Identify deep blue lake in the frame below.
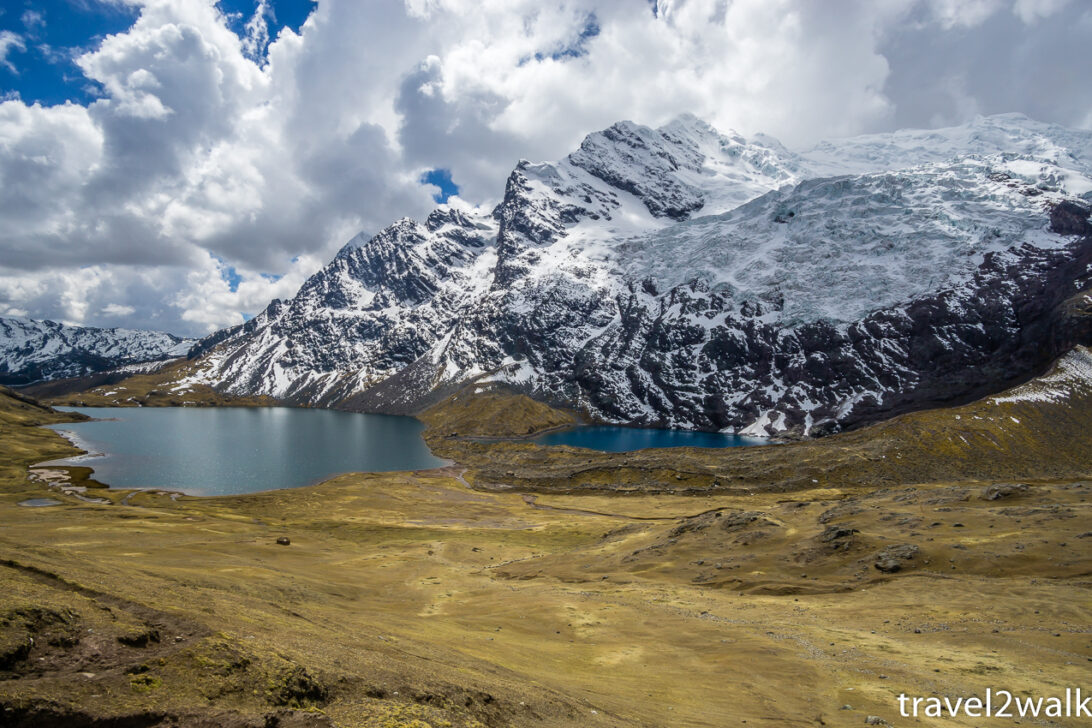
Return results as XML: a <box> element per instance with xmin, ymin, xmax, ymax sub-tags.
<box><xmin>533</xmin><ymin>426</ymin><xmax>767</xmax><ymax>452</ymax></box>
<box><xmin>44</xmin><ymin>407</ymin><xmax>446</xmax><ymax>496</ymax></box>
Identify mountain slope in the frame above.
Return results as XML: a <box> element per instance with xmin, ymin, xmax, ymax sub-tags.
<box><xmin>0</xmin><ymin>317</ymin><xmax>195</xmax><ymax>386</ymax></box>
<box><xmin>187</xmin><ymin>114</ymin><xmax>1092</xmax><ymax>436</ymax></box>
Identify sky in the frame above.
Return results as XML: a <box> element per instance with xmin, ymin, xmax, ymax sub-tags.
<box><xmin>0</xmin><ymin>0</ymin><xmax>1089</xmax><ymax>337</ymax></box>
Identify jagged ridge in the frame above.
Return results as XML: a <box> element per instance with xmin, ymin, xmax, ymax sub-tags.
<box><xmin>0</xmin><ymin>317</ymin><xmax>195</xmax><ymax>386</ymax></box>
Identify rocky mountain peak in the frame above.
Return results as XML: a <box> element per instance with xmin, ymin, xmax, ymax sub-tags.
<box><xmin>185</xmin><ymin>114</ymin><xmax>1092</xmax><ymax>436</ymax></box>
<box><xmin>567</xmin><ymin>118</ymin><xmax>707</xmax><ymax>220</ymax></box>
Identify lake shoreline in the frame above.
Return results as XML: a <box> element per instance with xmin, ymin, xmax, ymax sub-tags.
<box><xmin>34</xmin><ymin>402</ymin><xmax>778</xmax><ymax>499</ymax></box>
<box><xmin>36</xmin><ymin>405</ymin><xmax>446</xmax><ymax>497</ymax></box>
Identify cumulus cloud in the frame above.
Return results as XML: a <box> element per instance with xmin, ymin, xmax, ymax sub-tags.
<box><xmin>0</xmin><ymin>0</ymin><xmax>1089</xmax><ymax>336</ymax></box>
<box><xmin>172</xmin><ymin>252</ymin><xmax>327</xmax><ymax>331</ymax></box>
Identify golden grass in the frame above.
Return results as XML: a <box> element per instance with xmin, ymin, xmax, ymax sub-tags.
<box><xmin>40</xmin><ymin>358</ymin><xmax>276</xmax><ymax>408</ymax></box>
<box><xmin>1</xmin><ymin>357</ymin><xmax>1090</xmax><ymax>726</ymax></box>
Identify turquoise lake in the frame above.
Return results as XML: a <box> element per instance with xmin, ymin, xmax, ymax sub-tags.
<box><xmin>45</xmin><ymin>407</ymin><xmax>446</xmax><ymax>496</ymax></box>
<box><xmin>533</xmin><ymin>426</ymin><xmax>768</xmax><ymax>452</ymax></box>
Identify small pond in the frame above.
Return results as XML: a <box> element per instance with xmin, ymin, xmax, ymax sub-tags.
<box><xmin>533</xmin><ymin>425</ymin><xmax>768</xmax><ymax>452</ymax></box>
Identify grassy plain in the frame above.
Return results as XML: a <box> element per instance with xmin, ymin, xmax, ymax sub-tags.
<box><xmin>1</xmin><ymin>353</ymin><xmax>1090</xmax><ymax>727</ymax></box>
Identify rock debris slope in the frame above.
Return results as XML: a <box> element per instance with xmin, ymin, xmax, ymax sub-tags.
<box><xmin>187</xmin><ymin>113</ymin><xmax>1092</xmax><ymax>436</ymax></box>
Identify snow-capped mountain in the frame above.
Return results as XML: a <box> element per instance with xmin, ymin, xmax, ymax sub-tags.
<box><xmin>187</xmin><ymin>113</ymin><xmax>1092</xmax><ymax>436</ymax></box>
<box><xmin>0</xmin><ymin>317</ymin><xmax>195</xmax><ymax>385</ymax></box>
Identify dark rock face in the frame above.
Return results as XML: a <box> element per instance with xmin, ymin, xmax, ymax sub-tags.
<box><xmin>431</xmin><ymin>226</ymin><xmax>1092</xmax><ymax>436</ymax></box>
<box><xmin>568</xmin><ymin>120</ymin><xmax>705</xmax><ymax>220</ymax></box>
<box><xmin>1</xmin><ymin>349</ymin><xmax>117</xmax><ymax>387</ymax></box>
<box><xmin>1050</xmin><ymin>200</ymin><xmax>1092</xmax><ymax>237</ymax></box>
<box><xmin>491</xmin><ymin>161</ymin><xmax>623</xmax><ymax>288</ymax></box>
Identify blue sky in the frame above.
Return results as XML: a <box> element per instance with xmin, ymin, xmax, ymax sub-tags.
<box><xmin>0</xmin><ymin>1</ymin><xmax>138</xmax><ymax>105</ymax></box>
<box><xmin>421</xmin><ymin>168</ymin><xmax>460</xmax><ymax>203</ymax></box>
<box><xmin>0</xmin><ymin>0</ymin><xmax>314</xmax><ymax>105</ymax></box>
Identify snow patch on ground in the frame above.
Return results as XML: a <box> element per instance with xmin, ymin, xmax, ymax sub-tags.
<box><xmin>992</xmin><ymin>347</ymin><xmax>1092</xmax><ymax>405</ymax></box>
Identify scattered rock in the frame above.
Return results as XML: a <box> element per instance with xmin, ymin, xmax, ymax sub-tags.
<box><xmin>820</xmin><ymin>526</ymin><xmax>859</xmax><ymax>543</ymax></box>
<box><xmin>874</xmin><ymin>544</ymin><xmax>920</xmax><ymax>573</ymax></box>
<box><xmin>982</xmin><ymin>483</ymin><xmax>1030</xmax><ymax>501</ymax></box>
<box><xmin>117</xmin><ymin>627</ymin><xmax>160</xmax><ymax>648</ymax></box>
<box><xmin>276</xmin><ymin>537</ymin><xmax>291</xmax><ymax>546</ymax></box>
<box><xmin>720</xmin><ymin>511</ymin><xmax>773</xmax><ymax>532</ymax></box>
<box><xmin>266</xmin><ymin>665</ymin><xmax>329</xmax><ymax>707</ymax></box>
<box><xmin>818</xmin><ymin>503</ymin><xmax>864</xmax><ymax>524</ymax></box>
<box><xmin>864</xmin><ymin>716</ymin><xmax>887</xmax><ymax>726</ymax></box>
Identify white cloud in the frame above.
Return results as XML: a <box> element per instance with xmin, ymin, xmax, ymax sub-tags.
<box><xmin>922</xmin><ymin>0</ymin><xmax>1071</xmax><ymax>28</ymax></box>
<box><xmin>393</xmin><ymin>0</ymin><xmax>905</xmax><ymax>198</ymax></box>
<box><xmin>1012</xmin><ymin>0</ymin><xmax>1071</xmax><ymax>23</ymax></box>
<box><xmin>0</xmin><ymin>30</ymin><xmax>25</xmax><ymax>73</ymax></box>
<box><xmin>101</xmin><ymin>303</ymin><xmax>136</xmax><ymax>317</ymax></box>
<box><xmin>21</xmin><ymin>10</ymin><xmax>45</xmax><ymax>33</ymax></box>
<box><xmin>241</xmin><ymin>0</ymin><xmax>272</xmax><ymax>61</ymax></box>
<box><xmin>926</xmin><ymin>0</ymin><xmax>1005</xmax><ymax>28</ymax></box>
<box><xmin>0</xmin><ymin>0</ymin><xmax>1089</xmax><ymax>337</ymax></box>
<box><xmin>172</xmin><ymin>252</ymin><xmax>327</xmax><ymax>332</ymax></box>
<box><xmin>927</xmin><ymin>73</ymin><xmax>983</xmax><ymax>128</ymax></box>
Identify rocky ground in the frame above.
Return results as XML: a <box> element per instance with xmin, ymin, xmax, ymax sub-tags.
<box><xmin>0</xmin><ymin>352</ymin><xmax>1090</xmax><ymax>726</ymax></box>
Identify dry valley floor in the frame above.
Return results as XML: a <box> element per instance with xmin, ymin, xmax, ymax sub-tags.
<box><xmin>0</xmin><ymin>351</ymin><xmax>1090</xmax><ymax>727</ymax></box>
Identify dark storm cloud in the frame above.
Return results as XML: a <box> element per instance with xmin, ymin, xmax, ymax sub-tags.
<box><xmin>881</xmin><ymin>3</ymin><xmax>1092</xmax><ymax>130</ymax></box>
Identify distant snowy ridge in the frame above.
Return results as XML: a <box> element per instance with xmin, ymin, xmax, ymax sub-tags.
<box><xmin>0</xmin><ymin>316</ymin><xmax>195</xmax><ymax>385</ymax></box>
<box><xmin>185</xmin><ymin>113</ymin><xmax>1092</xmax><ymax>436</ymax></box>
